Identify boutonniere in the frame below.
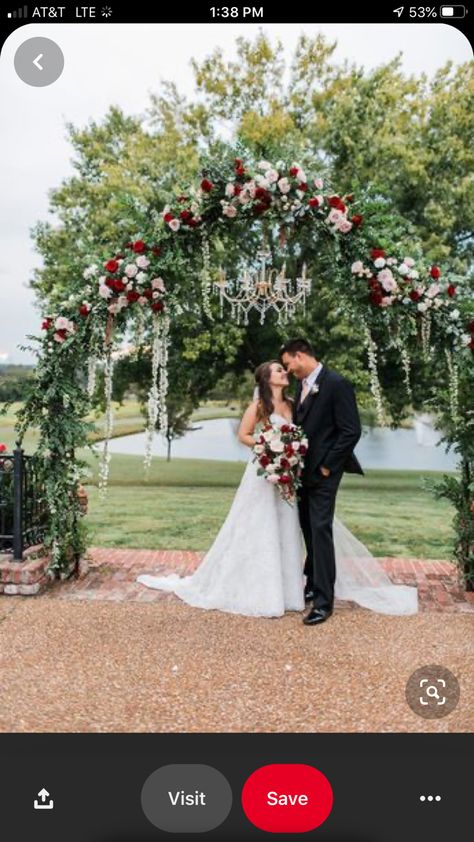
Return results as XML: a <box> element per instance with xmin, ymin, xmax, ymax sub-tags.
<box><xmin>309</xmin><ymin>384</ymin><xmax>320</xmax><ymax>396</ymax></box>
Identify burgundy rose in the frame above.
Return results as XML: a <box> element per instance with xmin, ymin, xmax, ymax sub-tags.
<box><xmin>328</xmin><ymin>195</ymin><xmax>346</xmax><ymax>212</ymax></box>
<box><xmin>105</xmin><ymin>258</ymin><xmax>119</xmax><ymax>274</ymax></box>
<box><xmin>298</xmin><ymin>182</ymin><xmax>309</xmax><ymax>192</ymax></box>
<box><xmin>370</xmin><ymin>290</ymin><xmax>383</xmax><ymax>306</ymax></box>
<box><xmin>142</xmin><ymin>288</ymin><xmax>153</xmax><ymax>299</ymax></box>
<box><xmin>105</xmin><ymin>277</ymin><xmax>115</xmax><ymax>289</ymax></box>
<box><xmin>289</xmin><ymin>166</ymin><xmax>299</xmax><ymax>177</ymax></box>
<box><xmin>280</xmin><ymin>424</ymin><xmax>291</xmax><ymax>433</ymax></box>
<box><xmin>79</xmin><ymin>304</ymin><xmax>90</xmax><ymax>316</ymax></box>
<box><xmin>255</xmin><ymin>187</ymin><xmax>270</xmax><ymax>200</ymax></box>
<box><xmin>132</xmin><ymin>240</ymin><xmax>146</xmax><ymax>253</ymax></box>
<box><xmin>187</xmin><ymin>218</ymin><xmax>200</xmax><ymax>227</ymax></box>
<box><xmin>179</xmin><ymin>209</ymin><xmax>193</xmax><ymax>221</ymax></box>
<box><xmin>467</xmin><ymin>320</ymin><xmax>474</xmax><ymax>334</ymax></box>
<box><xmin>151</xmin><ymin>245</ymin><xmax>161</xmax><ymax>256</ymax></box>
<box><xmin>409</xmin><ymin>290</ymin><xmax>421</xmax><ymax>302</ymax></box>
<box><xmin>278</xmin><ymin>474</ymin><xmax>291</xmax><ymax>484</ymax></box>
<box><xmin>113</xmin><ymin>279</ymin><xmax>126</xmax><ymax>293</ymax></box>
<box><xmin>351</xmin><ymin>214</ymin><xmax>363</xmax><ymax>227</ymax></box>
<box><xmin>254</xmin><ymin>202</ymin><xmax>269</xmax><ymax>215</ymax></box>
<box><xmin>308</xmin><ymin>197</ymin><xmax>320</xmax><ymax>208</ymax></box>
<box><xmin>430</xmin><ymin>265</ymin><xmax>441</xmax><ymax>279</ymax></box>
<box><xmin>0</xmin><ymin>444</ymin><xmax>7</xmax><ymax>453</ymax></box>
<box><xmin>163</xmin><ymin>212</ymin><xmax>174</xmax><ymax>223</ymax></box>
<box><xmin>42</xmin><ymin>319</ymin><xmax>52</xmax><ymax>330</ymax></box>
<box><xmin>280</xmin><ymin>458</ymin><xmax>290</xmax><ymax>470</ymax></box>
<box><xmin>345</xmin><ymin>194</ymin><xmax>354</xmax><ymax>203</ymax></box>
<box><xmin>201</xmin><ymin>178</ymin><xmax>213</xmax><ymax>193</ymax></box>
<box><xmin>299</xmin><ymin>445</ymin><xmax>307</xmax><ymax>455</ymax></box>
<box><xmin>234</xmin><ymin>184</ymin><xmax>243</xmax><ymax>196</ymax></box>
<box><xmin>126</xmin><ymin>291</ymin><xmax>140</xmax><ymax>303</ymax></box>
<box><xmin>370</xmin><ymin>248</ymin><xmax>386</xmax><ymax>260</ymax></box>
<box><xmin>447</xmin><ymin>284</ymin><xmax>456</xmax><ymax>297</ymax></box>
<box><xmin>151</xmin><ymin>300</ymin><xmax>165</xmax><ymax>313</ymax></box>
<box><xmin>259</xmin><ymin>454</ymin><xmax>271</xmax><ymax>468</ymax></box>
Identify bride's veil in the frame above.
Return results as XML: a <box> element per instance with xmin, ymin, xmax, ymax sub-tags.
<box><xmin>333</xmin><ymin>517</ymin><xmax>418</xmax><ymax>614</ymax></box>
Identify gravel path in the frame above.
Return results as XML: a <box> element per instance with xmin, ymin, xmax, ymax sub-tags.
<box><xmin>0</xmin><ymin>595</ymin><xmax>472</xmax><ymax>733</ymax></box>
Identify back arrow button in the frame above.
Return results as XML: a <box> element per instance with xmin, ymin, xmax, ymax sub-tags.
<box><xmin>33</xmin><ymin>54</ymin><xmax>44</xmax><ymax>71</ymax></box>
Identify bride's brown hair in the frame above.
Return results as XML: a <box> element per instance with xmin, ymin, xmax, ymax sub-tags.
<box><xmin>254</xmin><ymin>360</ymin><xmax>291</xmax><ymax>423</ymax></box>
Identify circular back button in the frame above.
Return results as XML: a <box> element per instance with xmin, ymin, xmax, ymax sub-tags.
<box><xmin>141</xmin><ymin>764</ymin><xmax>232</xmax><ymax>833</ymax></box>
<box><xmin>14</xmin><ymin>37</ymin><xmax>64</xmax><ymax>87</ymax></box>
<box><xmin>242</xmin><ymin>763</ymin><xmax>333</xmax><ymax>833</ymax></box>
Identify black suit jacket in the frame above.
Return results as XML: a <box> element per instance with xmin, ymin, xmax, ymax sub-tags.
<box><xmin>293</xmin><ymin>366</ymin><xmax>364</xmax><ymax>486</ymax></box>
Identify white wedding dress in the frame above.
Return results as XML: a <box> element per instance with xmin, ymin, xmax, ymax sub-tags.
<box><xmin>137</xmin><ymin>413</ymin><xmax>418</xmax><ymax>617</ymax></box>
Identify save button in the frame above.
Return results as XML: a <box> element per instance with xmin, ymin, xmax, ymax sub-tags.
<box><xmin>241</xmin><ymin>763</ymin><xmax>333</xmax><ymax>833</ymax></box>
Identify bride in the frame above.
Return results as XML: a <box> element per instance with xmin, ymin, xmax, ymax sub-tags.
<box><xmin>137</xmin><ymin>361</ymin><xmax>418</xmax><ymax>618</ymax></box>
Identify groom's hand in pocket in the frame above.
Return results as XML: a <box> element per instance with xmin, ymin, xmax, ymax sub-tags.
<box><xmin>320</xmin><ymin>466</ymin><xmax>331</xmax><ymax>477</ymax></box>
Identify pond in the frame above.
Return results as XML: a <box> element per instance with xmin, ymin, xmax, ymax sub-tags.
<box><xmin>104</xmin><ymin>417</ymin><xmax>458</xmax><ymax>472</ymax></box>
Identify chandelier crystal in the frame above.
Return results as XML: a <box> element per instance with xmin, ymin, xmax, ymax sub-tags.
<box><xmin>214</xmin><ymin>248</ymin><xmax>312</xmax><ymax>325</ymax></box>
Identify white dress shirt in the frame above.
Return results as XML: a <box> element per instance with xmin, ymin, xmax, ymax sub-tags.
<box><xmin>300</xmin><ymin>362</ymin><xmax>323</xmax><ymax>403</ymax></box>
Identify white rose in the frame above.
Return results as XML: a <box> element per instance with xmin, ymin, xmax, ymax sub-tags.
<box><xmin>266</xmin><ymin>464</ymin><xmax>276</xmax><ymax>473</ymax></box>
<box><xmin>327</xmin><ymin>208</ymin><xmax>343</xmax><ymax>224</ymax></box>
<box><xmin>314</xmin><ymin>177</ymin><xmax>324</xmax><ymax>189</ymax></box>
<box><xmin>278</xmin><ymin>177</ymin><xmax>291</xmax><ymax>194</ymax></box>
<box><xmin>398</xmin><ymin>263</ymin><xmax>409</xmax><ymax>276</ymax></box>
<box><xmin>253</xmin><ymin>445</ymin><xmax>264</xmax><ymax>454</ymax></box>
<box><xmin>258</xmin><ymin>160</ymin><xmax>272</xmax><ymax>171</ymax></box>
<box><xmin>426</xmin><ymin>283</ymin><xmax>440</xmax><ymax>298</ymax></box>
<box><xmin>417</xmin><ymin>302</ymin><xmax>429</xmax><ymax>313</ymax></box>
<box><xmin>83</xmin><ymin>265</ymin><xmax>97</xmax><ymax>279</ymax></box>
<box><xmin>168</xmin><ymin>219</ymin><xmax>180</xmax><ymax>231</ymax></box>
<box><xmin>263</xmin><ymin>430</ymin><xmax>273</xmax><ymax>442</ymax></box>
<box><xmin>152</xmin><ymin>277</ymin><xmax>166</xmax><ymax>291</ymax></box>
<box><xmin>265</xmin><ymin>169</ymin><xmax>279</xmax><ymax>184</ymax></box>
<box><xmin>404</xmin><ymin>257</ymin><xmax>415</xmax><ymax>267</ymax></box>
<box><xmin>99</xmin><ymin>284</ymin><xmax>112</xmax><ymax>299</ymax></box>
<box><xmin>381</xmin><ymin>296</ymin><xmax>393</xmax><ymax>307</ymax></box>
<box><xmin>462</xmin><ymin>333</ymin><xmax>472</xmax><ymax>346</ymax></box>
<box><xmin>337</xmin><ymin>218</ymin><xmax>353</xmax><ymax>233</ymax></box>
<box><xmin>125</xmin><ymin>264</ymin><xmax>138</xmax><ymax>277</ymax></box>
<box><xmin>411</xmin><ymin>270</ymin><xmax>419</xmax><ymax>280</ymax></box>
<box><xmin>267</xmin><ymin>474</ymin><xmax>279</xmax><ymax>484</ymax></box>
<box><xmin>136</xmin><ymin>271</ymin><xmax>148</xmax><ymax>283</ymax></box>
<box><xmin>256</xmin><ymin>176</ymin><xmax>270</xmax><ymax>189</ymax></box>
<box><xmin>351</xmin><ymin>261</ymin><xmax>364</xmax><ymax>274</ymax></box>
<box><xmin>270</xmin><ymin>439</ymin><xmax>284</xmax><ymax>453</ymax></box>
<box><xmin>136</xmin><ymin>256</ymin><xmax>150</xmax><ymax>269</ymax></box>
<box><xmin>222</xmin><ymin>204</ymin><xmax>237</xmax><ymax>218</ymax></box>
<box><xmin>374</xmin><ymin>257</ymin><xmax>386</xmax><ymax>269</ymax></box>
<box><xmin>225</xmin><ymin>182</ymin><xmax>235</xmax><ymax>197</ymax></box>
<box><xmin>450</xmin><ymin>309</ymin><xmax>460</xmax><ymax>320</ymax></box>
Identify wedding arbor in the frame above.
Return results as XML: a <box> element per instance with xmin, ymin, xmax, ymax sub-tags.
<box><xmin>9</xmin><ymin>151</ymin><xmax>473</xmax><ymax>590</ymax></box>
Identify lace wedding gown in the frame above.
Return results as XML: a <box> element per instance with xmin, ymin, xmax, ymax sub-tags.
<box><xmin>137</xmin><ymin>413</ymin><xmax>418</xmax><ymax>617</ymax></box>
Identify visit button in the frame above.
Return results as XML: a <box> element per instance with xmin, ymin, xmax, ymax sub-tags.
<box><xmin>241</xmin><ymin>763</ymin><xmax>333</xmax><ymax>833</ymax></box>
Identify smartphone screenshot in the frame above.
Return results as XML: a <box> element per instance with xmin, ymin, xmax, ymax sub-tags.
<box><xmin>0</xmin><ymin>3</ymin><xmax>472</xmax><ymax>839</ymax></box>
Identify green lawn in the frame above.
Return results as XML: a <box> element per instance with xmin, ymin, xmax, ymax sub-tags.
<box><xmin>83</xmin><ymin>458</ymin><xmax>454</xmax><ymax>559</ymax></box>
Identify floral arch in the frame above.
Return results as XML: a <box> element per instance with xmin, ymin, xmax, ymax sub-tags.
<box><xmin>12</xmin><ymin>152</ymin><xmax>473</xmax><ymax>588</ymax></box>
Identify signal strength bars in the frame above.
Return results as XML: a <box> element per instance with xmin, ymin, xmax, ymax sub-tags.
<box><xmin>8</xmin><ymin>5</ymin><xmax>28</xmax><ymax>17</ymax></box>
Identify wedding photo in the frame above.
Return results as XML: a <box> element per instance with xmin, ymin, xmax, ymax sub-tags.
<box><xmin>0</xmin><ymin>20</ymin><xmax>473</xmax><ymax>736</ymax></box>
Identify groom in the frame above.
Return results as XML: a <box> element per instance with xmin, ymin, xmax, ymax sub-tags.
<box><xmin>280</xmin><ymin>338</ymin><xmax>364</xmax><ymax>626</ymax></box>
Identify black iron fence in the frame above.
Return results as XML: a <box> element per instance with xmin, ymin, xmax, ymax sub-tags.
<box><xmin>0</xmin><ymin>445</ymin><xmax>48</xmax><ymax>559</ymax></box>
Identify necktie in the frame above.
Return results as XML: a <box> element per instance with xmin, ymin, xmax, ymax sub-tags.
<box><xmin>300</xmin><ymin>379</ymin><xmax>310</xmax><ymax>404</ymax></box>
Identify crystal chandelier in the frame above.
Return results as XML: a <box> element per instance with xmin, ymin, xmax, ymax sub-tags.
<box><xmin>214</xmin><ymin>248</ymin><xmax>312</xmax><ymax>325</ymax></box>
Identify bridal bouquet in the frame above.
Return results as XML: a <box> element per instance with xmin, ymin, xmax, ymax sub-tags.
<box><xmin>252</xmin><ymin>423</ymin><xmax>308</xmax><ymax>505</ymax></box>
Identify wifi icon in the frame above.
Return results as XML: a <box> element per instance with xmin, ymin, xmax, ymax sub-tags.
<box><xmin>7</xmin><ymin>5</ymin><xmax>28</xmax><ymax>17</ymax></box>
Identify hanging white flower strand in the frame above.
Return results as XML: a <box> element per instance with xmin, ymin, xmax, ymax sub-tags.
<box><xmin>444</xmin><ymin>348</ymin><xmax>459</xmax><ymax>423</ymax></box>
<box><xmin>87</xmin><ymin>356</ymin><xmax>97</xmax><ymax>398</ymax></box>
<box><xmin>400</xmin><ymin>345</ymin><xmax>413</xmax><ymax>402</ymax></box>
<box><xmin>158</xmin><ymin>314</ymin><xmax>170</xmax><ymax>433</ymax></box>
<box><xmin>421</xmin><ymin>312</ymin><xmax>432</xmax><ymax>359</ymax></box>
<box><xmin>98</xmin><ymin>350</ymin><xmax>114</xmax><ymax>498</ymax></box>
<box><xmin>365</xmin><ymin>326</ymin><xmax>384</xmax><ymax>425</ymax></box>
<box><xmin>144</xmin><ymin>314</ymin><xmax>169</xmax><ymax>472</ymax></box>
<box><xmin>200</xmin><ymin>231</ymin><xmax>214</xmax><ymax>321</ymax></box>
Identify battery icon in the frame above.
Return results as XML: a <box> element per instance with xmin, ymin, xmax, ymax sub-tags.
<box><xmin>440</xmin><ymin>5</ymin><xmax>466</xmax><ymax>15</ymax></box>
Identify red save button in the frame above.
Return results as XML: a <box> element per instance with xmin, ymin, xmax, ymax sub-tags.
<box><xmin>241</xmin><ymin>763</ymin><xmax>333</xmax><ymax>833</ymax></box>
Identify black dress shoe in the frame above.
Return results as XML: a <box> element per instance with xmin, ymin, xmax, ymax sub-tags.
<box><xmin>303</xmin><ymin>606</ymin><xmax>333</xmax><ymax>625</ymax></box>
<box><xmin>304</xmin><ymin>588</ymin><xmax>315</xmax><ymax>604</ymax></box>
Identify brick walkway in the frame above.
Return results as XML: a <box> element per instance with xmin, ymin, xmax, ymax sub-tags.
<box><xmin>44</xmin><ymin>548</ymin><xmax>474</xmax><ymax>613</ymax></box>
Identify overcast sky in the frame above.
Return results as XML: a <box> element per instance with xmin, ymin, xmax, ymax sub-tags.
<box><xmin>0</xmin><ymin>22</ymin><xmax>472</xmax><ymax>364</ymax></box>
